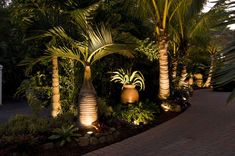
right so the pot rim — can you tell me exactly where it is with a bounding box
[123,84,136,89]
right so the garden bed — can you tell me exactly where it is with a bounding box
[0,110,184,156]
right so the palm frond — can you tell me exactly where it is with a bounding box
[88,25,112,54]
[46,46,85,66]
[123,0,154,21]
[91,44,134,64]
[42,27,75,43]
[213,39,235,89]
[18,56,51,75]
[70,2,100,32]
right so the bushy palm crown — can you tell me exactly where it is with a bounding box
[169,0,228,55]
[25,2,134,67]
[43,25,133,67]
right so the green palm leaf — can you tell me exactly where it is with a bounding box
[46,46,85,66]
[91,44,134,64]
[70,2,100,31]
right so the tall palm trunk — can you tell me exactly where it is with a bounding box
[204,55,215,88]
[51,56,61,117]
[78,65,97,127]
[172,58,178,80]
[178,65,188,87]
[158,32,170,100]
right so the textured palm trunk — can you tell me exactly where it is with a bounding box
[51,56,61,117]
[172,59,178,80]
[178,65,188,87]
[204,55,215,88]
[188,74,194,86]
[158,33,170,100]
[78,65,98,127]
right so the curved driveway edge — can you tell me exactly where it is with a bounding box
[84,89,235,156]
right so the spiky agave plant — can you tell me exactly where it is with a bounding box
[110,68,145,91]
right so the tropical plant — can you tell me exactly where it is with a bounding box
[97,97,113,119]
[169,0,227,88]
[50,111,78,128]
[124,0,228,100]
[213,39,235,103]
[0,115,49,136]
[42,24,133,127]
[203,42,221,87]
[135,38,159,61]
[125,0,188,100]
[110,68,145,91]
[10,0,74,117]
[15,72,51,116]
[49,125,81,146]
[122,0,189,99]
[211,1,235,104]
[114,101,158,125]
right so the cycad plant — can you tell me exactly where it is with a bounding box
[43,25,133,127]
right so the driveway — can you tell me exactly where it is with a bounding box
[84,89,235,156]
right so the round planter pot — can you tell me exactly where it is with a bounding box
[121,85,139,104]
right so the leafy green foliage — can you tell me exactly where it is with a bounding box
[114,100,160,125]
[15,72,51,116]
[0,115,49,136]
[50,112,77,128]
[48,125,81,146]
[59,59,80,114]
[97,97,113,119]
[213,38,235,104]
[110,68,145,90]
[135,38,159,61]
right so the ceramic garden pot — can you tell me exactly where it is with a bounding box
[121,84,139,104]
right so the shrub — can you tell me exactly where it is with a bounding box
[114,100,160,125]
[48,125,81,146]
[50,112,77,128]
[97,97,113,119]
[15,72,51,116]
[1,115,49,136]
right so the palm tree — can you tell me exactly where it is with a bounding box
[169,0,227,87]
[171,0,206,87]
[125,0,221,99]
[203,43,220,87]
[10,0,69,117]
[213,39,235,102]
[51,56,61,117]
[126,0,190,100]
[43,25,133,127]
[212,1,235,103]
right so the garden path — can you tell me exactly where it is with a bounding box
[84,89,235,156]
